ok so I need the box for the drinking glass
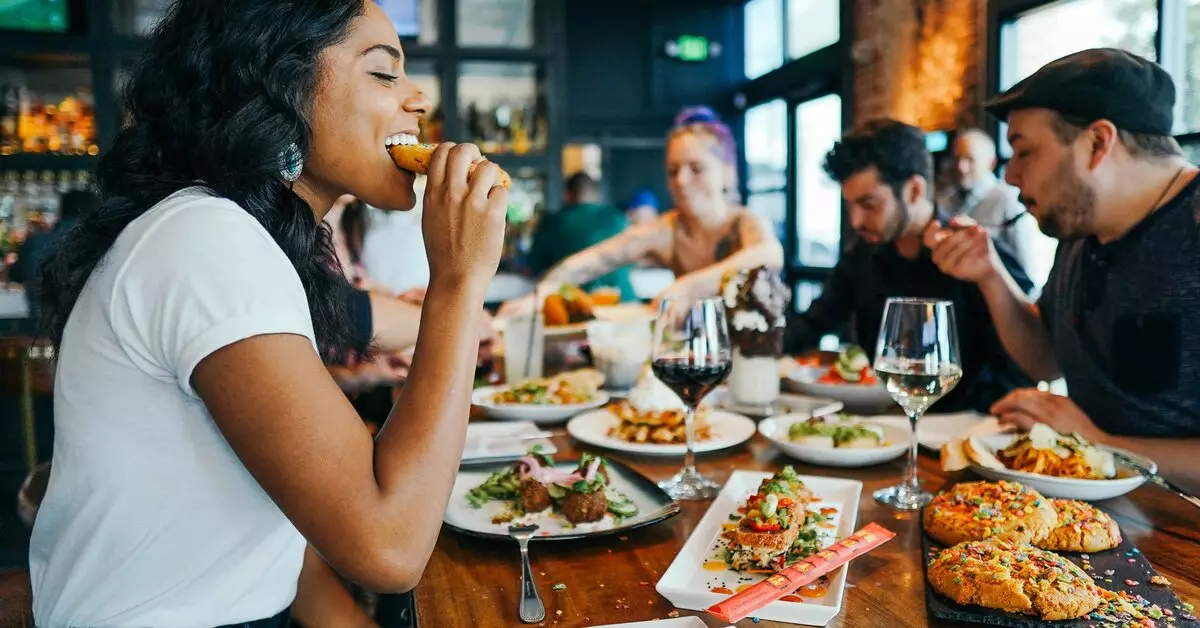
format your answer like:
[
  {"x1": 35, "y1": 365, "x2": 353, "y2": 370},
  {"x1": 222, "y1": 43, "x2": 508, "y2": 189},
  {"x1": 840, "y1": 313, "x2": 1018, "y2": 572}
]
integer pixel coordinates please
[
  {"x1": 872, "y1": 298, "x2": 962, "y2": 510},
  {"x1": 651, "y1": 297, "x2": 733, "y2": 500}
]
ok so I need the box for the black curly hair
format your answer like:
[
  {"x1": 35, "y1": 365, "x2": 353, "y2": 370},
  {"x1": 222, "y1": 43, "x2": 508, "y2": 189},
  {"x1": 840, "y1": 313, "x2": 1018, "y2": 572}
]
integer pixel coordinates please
[
  {"x1": 822, "y1": 118, "x2": 933, "y2": 202},
  {"x1": 39, "y1": 0, "x2": 367, "y2": 363}
]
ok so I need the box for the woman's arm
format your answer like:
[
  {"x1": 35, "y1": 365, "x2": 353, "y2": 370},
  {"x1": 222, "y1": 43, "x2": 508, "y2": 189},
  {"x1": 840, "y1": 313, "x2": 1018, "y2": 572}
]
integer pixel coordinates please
[
  {"x1": 194, "y1": 144, "x2": 508, "y2": 593},
  {"x1": 539, "y1": 219, "x2": 670, "y2": 290},
  {"x1": 659, "y1": 210, "x2": 784, "y2": 302}
]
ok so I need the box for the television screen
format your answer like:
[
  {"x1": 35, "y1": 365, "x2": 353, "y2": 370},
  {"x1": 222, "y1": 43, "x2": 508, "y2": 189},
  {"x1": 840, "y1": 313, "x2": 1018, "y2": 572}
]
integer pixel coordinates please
[
  {"x1": 0, "y1": 0, "x2": 69, "y2": 33},
  {"x1": 374, "y1": 0, "x2": 420, "y2": 38}
]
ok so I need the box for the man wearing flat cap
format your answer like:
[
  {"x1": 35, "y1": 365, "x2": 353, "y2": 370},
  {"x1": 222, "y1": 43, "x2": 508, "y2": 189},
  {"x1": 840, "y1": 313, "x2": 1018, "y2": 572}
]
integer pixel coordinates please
[{"x1": 928, "y1": 48, "x2": 1200, "y2": 492}]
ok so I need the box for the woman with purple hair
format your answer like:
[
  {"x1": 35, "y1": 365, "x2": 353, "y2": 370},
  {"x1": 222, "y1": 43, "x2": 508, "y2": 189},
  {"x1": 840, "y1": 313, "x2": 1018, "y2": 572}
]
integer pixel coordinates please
[{"x1": 500, "y1": 106, "x2": 782, "y2": 311}]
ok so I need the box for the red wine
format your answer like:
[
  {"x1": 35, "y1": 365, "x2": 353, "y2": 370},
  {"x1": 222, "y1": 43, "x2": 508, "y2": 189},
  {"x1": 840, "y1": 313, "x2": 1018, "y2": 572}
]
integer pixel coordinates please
[{"x1": 652, "y1": 357, "x2": 732, "y2": 407}]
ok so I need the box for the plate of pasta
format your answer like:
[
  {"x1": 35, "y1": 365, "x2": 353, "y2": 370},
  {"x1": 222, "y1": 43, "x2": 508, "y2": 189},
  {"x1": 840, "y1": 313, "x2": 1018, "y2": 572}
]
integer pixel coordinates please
[{"x1": 940, "y1": 423, "x2": 1152, "y2": 500}]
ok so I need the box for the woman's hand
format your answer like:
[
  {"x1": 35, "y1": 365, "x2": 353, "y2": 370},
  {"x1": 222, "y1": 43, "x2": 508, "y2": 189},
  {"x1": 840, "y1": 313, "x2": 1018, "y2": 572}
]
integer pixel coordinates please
[
  {"x1": 421, "y1": 143, "x2": 508, "y2": 290},
  {"x1": 990, "y1": 388, "x2": 1107, "y2": 444}
]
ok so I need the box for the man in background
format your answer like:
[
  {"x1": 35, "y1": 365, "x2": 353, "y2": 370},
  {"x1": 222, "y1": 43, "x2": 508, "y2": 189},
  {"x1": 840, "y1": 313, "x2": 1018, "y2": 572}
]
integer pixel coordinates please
[
  {"x1": 526, "y1": 172, "x2": 636, "y2": 301},
  {"x1": 784, "y1": 118, "x2": 1033, "y2": 413},
  {"x1": 940, "y1": 128, "x2": 1056, "y2": 291}
]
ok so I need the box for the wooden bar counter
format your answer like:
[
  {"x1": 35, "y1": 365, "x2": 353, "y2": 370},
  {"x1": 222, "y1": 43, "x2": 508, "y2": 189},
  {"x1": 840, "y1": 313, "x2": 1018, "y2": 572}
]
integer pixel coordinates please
[{"x1": 416, "y1": 426, "x2": 1200, "y2": 627}]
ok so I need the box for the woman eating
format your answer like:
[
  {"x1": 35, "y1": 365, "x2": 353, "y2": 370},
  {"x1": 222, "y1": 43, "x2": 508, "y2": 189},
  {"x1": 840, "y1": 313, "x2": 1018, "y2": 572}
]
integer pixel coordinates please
[
  {"x1": 30, "y1": 0, "x2": 507, "y2": 625},
  {"x1": 500, "y1": 106, "x2": 783, "y2": 314}
]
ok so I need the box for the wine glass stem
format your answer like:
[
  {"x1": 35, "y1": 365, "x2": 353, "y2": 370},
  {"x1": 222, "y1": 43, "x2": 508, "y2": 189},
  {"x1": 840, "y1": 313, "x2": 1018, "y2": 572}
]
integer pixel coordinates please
[
  {"x1": 683, "y1": 405, "x2": 697, "y2": 476},
  {"x1": 905, "y1": 410, "x2": 922, "y2": 495}
]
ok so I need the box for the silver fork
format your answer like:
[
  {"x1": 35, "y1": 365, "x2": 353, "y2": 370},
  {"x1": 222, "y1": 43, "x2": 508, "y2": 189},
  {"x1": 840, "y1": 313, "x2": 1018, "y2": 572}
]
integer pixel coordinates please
[
  {"x1": 1110, "y1": 449, "x2": 1200, "y2": 511},
  {"x1": 507, "y1": 524, "x2": 545, "y2": 623}
]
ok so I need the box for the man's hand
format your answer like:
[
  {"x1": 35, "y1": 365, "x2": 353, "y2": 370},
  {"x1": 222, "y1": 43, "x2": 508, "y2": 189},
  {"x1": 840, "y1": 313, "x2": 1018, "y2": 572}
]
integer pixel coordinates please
[
  {"x1": 925, "y1": 217, "x2": 1003, "y2": 284},
  {"x1": 990, "y1": 389, "x2": 1107, "y2": 443}
]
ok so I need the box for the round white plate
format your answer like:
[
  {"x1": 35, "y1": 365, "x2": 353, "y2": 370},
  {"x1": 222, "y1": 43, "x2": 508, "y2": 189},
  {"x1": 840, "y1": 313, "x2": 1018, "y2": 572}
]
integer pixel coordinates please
[
  {"x1": 758, "y1": 415, "x2": 909, "y2": 467},
  {"x1": 782, "y1": 365, "x2": 895, "y2": 411},
  {"x1": 968, "y1": 434, "x2": 1152, "y2": 501},
  {"x1": 704, "y1": 387, "x2": 844, "y2": 419},
  {"x1": 471, "y1": 386, "x2": 610, "y2": 424},
  {"x1": 565, "y1": 408, "x2": 757, "y2": 456}
]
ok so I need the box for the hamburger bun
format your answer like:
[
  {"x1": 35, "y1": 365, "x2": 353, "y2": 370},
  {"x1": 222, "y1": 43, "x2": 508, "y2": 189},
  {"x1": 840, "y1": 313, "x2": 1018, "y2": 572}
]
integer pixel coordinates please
[{"x1": 387, "y1": 142, "x2": 512, "y2": 189}]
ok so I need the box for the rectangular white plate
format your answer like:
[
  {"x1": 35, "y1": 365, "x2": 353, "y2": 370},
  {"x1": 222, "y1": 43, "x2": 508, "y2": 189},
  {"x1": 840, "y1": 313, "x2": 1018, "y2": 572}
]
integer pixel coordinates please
[
  {"x1": 460, "y1": 421, "x2": 557, "y2": 464},
  {"x1": 656, "y1": 471, "x2": 862, "y2": 626}
]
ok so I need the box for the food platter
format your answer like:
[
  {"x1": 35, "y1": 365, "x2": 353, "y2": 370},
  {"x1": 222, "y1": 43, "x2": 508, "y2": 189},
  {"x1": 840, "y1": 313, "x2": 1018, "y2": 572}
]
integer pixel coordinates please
[
  {"x1": 758, "y1": 414, "x2": 909, "y2": 467},
  {"x1": 655, "y1": 470, "x2": 862, "y2": 626},
  {"x1": 444, "y1": 455, "x2": 680, "y2": 541}
]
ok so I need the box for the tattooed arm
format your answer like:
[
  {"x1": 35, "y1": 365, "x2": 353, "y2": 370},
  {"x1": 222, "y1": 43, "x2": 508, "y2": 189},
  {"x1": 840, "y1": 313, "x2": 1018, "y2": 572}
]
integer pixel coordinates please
[
  {"x1": 656, "y1": 210, "x2": 784, "y2": 303},
  {"x1": 497, "y1": 219, "x2": 671, "y2": 315}
]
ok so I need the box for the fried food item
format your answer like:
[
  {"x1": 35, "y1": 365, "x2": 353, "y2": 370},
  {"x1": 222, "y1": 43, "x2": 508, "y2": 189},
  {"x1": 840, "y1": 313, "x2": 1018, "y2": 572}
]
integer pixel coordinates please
[
  {"x1": 560, "y1": 489, "x2": 607, "y2": 524},
  {"x1": 387, "y1": 142, "x2": 512, "y2": 188},
  {"x1": 923, "y1": 481, "x2": 1057, "y2": 547},
  {"x1": 561, "y1": 285, "x2": 595, "y2": 321},
  {"x1": 728, "y1": 468, "x2": 814, "y2": 571},
  {"x1": 1036, "y1": 499, "x2": 1122, "y2": 553},
  {"x1": 543, "y1": 294, "x2": 571, "y2": 326},
  {"x1": 927, "y1": 540, "x2": 1103, "y2": 620},
  {"x1": 520, "y1": 477, "x2": 552, "y2": 513}
]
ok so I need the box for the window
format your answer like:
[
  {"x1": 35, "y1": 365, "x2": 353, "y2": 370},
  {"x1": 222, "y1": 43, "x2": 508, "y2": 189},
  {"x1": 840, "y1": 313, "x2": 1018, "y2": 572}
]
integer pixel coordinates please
[
  {"x1": 997, "y1": 0, "x2": 1159, "y2": 156},
  {"x1": 744, "y1": 0, "x2": 840, "y2": 79},
  {"x1": 458, "y1": 0, "x2": 534, "y2": 48},
  {"x1": 744, "y1": 0, "x2": 784, "y2": 79},
  {"x1": 794, "y1": 94, "x2": 842, "y2": 268},
  {"x1": 744, "y1": 100, "x2": 787, "y2": 241},
  {"x1": 787, "y1": 0, "x2": 839, "y2": 59}
]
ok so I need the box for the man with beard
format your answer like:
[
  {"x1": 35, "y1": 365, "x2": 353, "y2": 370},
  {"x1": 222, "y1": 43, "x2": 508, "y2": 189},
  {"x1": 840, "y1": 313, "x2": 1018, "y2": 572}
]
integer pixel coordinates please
[
  {"x1": 928, "y1": 48, "x2": 1200, "y2": 491},
  {"x1": 784, "y1": 118, "x2": 1033, "y2": 413}
]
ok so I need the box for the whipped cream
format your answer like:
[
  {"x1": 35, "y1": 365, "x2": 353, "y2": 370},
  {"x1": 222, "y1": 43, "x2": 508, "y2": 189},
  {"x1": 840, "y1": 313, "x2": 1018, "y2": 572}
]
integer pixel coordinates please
[{"x1": 626, "y1": 367, "x2": 685, "y2": 412}]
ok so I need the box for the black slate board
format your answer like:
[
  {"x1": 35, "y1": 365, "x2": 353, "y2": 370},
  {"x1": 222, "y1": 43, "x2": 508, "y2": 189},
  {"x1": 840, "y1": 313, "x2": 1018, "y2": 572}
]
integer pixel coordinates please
[{"x1": 921, "y1": 533, "x2": 1199, "y2": 627}]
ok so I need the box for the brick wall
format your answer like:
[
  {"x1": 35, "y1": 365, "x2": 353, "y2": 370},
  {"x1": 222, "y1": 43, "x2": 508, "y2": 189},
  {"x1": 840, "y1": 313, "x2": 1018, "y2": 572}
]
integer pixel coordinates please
[{"x1": 851, "y1": 0, "x2": 988, "y2": 130}]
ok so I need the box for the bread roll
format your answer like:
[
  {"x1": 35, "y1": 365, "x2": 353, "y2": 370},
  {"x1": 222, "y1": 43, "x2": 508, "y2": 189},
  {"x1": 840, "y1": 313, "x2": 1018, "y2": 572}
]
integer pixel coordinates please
[{"x1": 387, "y1": 143, "x2": 512, "y2": 188}]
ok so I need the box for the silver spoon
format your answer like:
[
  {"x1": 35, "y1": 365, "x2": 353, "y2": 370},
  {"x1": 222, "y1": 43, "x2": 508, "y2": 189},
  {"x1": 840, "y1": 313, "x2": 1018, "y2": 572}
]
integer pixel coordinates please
[{"x1": 507, "y1": 524, "x2": 546, "y2": 623}]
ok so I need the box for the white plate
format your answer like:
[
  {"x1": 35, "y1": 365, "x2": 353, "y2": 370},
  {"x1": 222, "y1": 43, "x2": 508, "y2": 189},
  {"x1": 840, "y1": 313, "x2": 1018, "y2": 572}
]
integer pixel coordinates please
[
  {"x1": 783, "y1": 365, "x2": 896, "y2": 412},
  {"x1": 656, "y1": 471, "x2": 862, "y2": 626},
  {"x1": 565, "y1": 408, "x2": 757, "y2": 456},
  {"x1": 705, "y1": 387, "x2": 844, "y2": 419},
  {"x1": 443, "y1": 458, "x2": 679, "y2": 541},
  {"x1": 758, "y1": 415, "x2": 908, "y2": 467},
  {"x1": 472, "y1": 386, "x2": 610, "y2": 424},
  {"x1": 460, "y1": 421, "x2": 556, "y2": 464},
  {"x1": 967, "y1": 433, "x2": 1153, "y2": 501},
  {"x1": 865, "y1": 412, "x2": 999, "y2": 450}
]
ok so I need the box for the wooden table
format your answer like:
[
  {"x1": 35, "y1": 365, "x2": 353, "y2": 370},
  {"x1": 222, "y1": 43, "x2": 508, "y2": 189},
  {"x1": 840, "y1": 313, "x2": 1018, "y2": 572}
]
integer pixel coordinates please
[{"x1": 415, "y1": 426, "x2": 1200, "y2": 627}]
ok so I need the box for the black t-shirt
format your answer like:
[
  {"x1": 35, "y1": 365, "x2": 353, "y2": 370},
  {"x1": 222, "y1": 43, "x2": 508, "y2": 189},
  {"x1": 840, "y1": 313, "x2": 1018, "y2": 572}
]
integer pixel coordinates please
[
  {"x1": 784, "y1": 234, "x2": 1035, "y2": 414},
  {"x1": 1039, "y1": 175, "x2": 1200, "y2": 437}
]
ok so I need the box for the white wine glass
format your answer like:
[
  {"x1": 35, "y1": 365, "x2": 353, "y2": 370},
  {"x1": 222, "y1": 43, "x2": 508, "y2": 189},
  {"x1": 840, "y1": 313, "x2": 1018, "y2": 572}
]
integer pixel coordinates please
[
  {"x1": 872, "y1": 298, "x2": 961, "y2": 510},
  {"x1": 651, "y1": 297, "x2": 732, "y2": 500}
]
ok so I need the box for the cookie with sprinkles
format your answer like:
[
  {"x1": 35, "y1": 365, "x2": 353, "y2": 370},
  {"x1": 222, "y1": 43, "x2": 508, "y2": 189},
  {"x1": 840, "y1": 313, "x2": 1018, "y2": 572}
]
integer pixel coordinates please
[
  {"x1": 922, "y1": 480, "x2": 1056, "y2": 547},
  {"x1": 927, "y1": 539, "x2": 1104, "y2": 620},
  {"x1": 1036, "y1": 499, "x2": 1122, "y2": 553}
]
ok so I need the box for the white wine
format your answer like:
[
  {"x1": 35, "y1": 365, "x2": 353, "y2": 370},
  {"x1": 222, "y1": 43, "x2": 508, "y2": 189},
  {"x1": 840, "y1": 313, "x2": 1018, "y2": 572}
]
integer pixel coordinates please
[{"x1": 876, "y1": 361, "x2": 963, "y2": 415}]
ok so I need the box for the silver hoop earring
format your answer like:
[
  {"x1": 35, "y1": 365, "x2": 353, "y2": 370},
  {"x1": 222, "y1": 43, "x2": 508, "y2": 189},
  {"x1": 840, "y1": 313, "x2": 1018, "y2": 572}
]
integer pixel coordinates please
[{"x1": 279, "y1": 143, "x2": 303, "y2": 182}]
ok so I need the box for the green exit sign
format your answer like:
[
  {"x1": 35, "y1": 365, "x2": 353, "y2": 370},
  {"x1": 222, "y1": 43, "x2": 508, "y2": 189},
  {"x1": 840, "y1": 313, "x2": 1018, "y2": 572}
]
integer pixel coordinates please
[{"x1": 666, "y1": 35, "x2": 721, "y2": 63}]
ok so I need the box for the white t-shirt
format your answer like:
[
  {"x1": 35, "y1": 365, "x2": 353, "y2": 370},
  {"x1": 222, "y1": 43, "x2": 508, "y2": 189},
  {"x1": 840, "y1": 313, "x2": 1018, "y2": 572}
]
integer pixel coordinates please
[{"x1": 29, "y1": 188, "x2": 316, "y2": 626}]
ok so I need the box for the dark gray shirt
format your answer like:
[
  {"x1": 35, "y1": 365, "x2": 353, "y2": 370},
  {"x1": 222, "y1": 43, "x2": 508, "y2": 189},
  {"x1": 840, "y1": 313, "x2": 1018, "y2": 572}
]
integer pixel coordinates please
[{"x1": 1039, "y1": 175, "x2": 1200, "y2": 437}]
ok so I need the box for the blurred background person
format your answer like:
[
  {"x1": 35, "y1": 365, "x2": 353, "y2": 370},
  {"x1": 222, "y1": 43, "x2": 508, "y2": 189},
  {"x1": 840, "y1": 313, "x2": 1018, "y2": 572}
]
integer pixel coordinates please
[
  {"x1": 499, "y1": 106, "x2": 782, "y2": 314},
  {"x1": 525, "y1": 172, "x2": 635, "y2": 301},
  {"x1": 939, "y1": 128, "x2": 1055, "y2": 292},
  {"x1": 623, "y1": 188, "x2": 660, "y2": 227}
]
